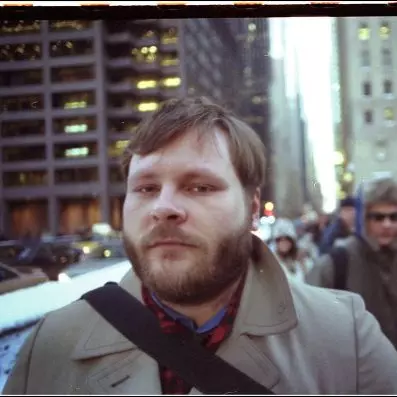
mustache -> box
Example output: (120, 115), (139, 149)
(141, 224), (200, 248)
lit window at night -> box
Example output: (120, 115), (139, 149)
(64, 124), (88, 134)
(138, 102), (159, 112)
(137, 80), (158, 90)
(161, 76), (181, 88)
(65, 147), (89, 157)
(358, 23), (370, 40)
(64, 101), (87, 109)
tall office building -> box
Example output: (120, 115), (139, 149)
(336, 17), (397, 191)
(0, 19), (269, 237)
(234, 18), (272, 204)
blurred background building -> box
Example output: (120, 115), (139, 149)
(0, 19), (273, 238)
(336, 17), (397, 192)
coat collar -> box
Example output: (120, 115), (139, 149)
(71, 235), (297, 361)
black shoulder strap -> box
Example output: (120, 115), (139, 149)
(329, 246), (349, 290)
(81, 283), (275, 395)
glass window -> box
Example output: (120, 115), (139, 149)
(382, 48), (392, 67)
(109, 166), (124, 183)
(1, 120), (45, 138)
(384, 107), (394, 121)
(2, 145), (46, 162)
(0, 69), (42, 87)
(364, 110), (373, 124)
(0, 20), (41, 36)
(136, 78), (158, 90)
(50, 39), (93, 58)
(54, 142), (97, 159)
(53, 117), (97, 135)
(55, 167), (98, 184)
(108, 140), (129, 158)
(362, 82), (372, 96)
(131, 46), (158, 64)
(52, 91), (95, 109)
(358, 23), (370, 40)
(51, 65), (95, 83)
(0, 95), (44, 112)
(3, 171), (47, 187)
(380, 22), (391, 40)
(49, 20), (92, 32)
(109, 120), (137, 134)
(160, 52), (179, 67)
(161, 27), (178, 45)
(361, 49), (370, 67)
(137, 101), (159, 112)
(384, 79), (393, 95)
(161, 76), (181, 88)
(0, 43), (41, 62)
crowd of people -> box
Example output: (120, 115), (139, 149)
(268, 174), (397, 350)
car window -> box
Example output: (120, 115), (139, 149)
(0, 266), (18, 282)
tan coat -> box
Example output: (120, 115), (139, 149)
(4, 238), (397, 395)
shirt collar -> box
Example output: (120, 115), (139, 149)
(151, 292), (227, 334)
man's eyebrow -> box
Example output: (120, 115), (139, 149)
(128, 168), (227, 183)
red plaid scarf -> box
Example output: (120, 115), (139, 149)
(142, 273), (246, 395)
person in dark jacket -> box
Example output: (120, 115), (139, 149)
(319, 197), (356, 255)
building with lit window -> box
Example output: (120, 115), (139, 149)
(336, 17), (397, 191)
(0, 19), (268, 237)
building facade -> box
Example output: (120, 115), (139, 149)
(337, 17), (397, 190)
(0, 19), (270, 237)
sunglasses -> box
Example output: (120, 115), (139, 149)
(366, 212), (397, 222)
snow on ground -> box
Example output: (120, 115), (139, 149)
(0, 260), (131, 392)
(0, 260), (131, 334)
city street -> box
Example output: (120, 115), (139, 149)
(0, 257), (132, 392)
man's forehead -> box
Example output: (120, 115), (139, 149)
(129, 128), (231, 174)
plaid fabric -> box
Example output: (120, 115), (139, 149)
(142, 273), (247, 395)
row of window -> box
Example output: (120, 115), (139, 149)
(0, 89), (179, 112)
(358, 21), (391, 40)
(0, 20), (93, 36)
(359, 47), (393, 68)
(363, 107), (396, 124)
(0, 62), (180, 88)
(1, 118), (139, 138)
(1, 140), (129, 163)
(362, 79), (393, 96)
(2, 166), (124, 188)
(0, 32), (178, 63)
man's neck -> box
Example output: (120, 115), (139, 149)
(160, 276), (244, 328)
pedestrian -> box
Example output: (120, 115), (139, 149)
(318, 196), (356, 254)
(307, 174), (397, 350)
(4, 97), (397, 395)
(269, 218), (311, 282)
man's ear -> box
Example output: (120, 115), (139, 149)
(251, 188), (261, 231)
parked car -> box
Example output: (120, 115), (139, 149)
(0, 241), (76, 281)
(0, 262), (49, 295)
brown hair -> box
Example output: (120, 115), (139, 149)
(120, 96), (266, 194)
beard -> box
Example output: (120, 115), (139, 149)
(123, 218), (253, 306)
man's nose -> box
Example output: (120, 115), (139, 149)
(150, 189), (186, 223)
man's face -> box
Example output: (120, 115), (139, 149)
(340, 206), (356, 230)
(123, 127), (260, 305)
(366, 203), (397, 247)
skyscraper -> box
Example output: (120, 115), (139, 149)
(0, 19), (270, 237)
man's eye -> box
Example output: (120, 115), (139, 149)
(189, 185), (215, 193)
(134, 186), (158, 194)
